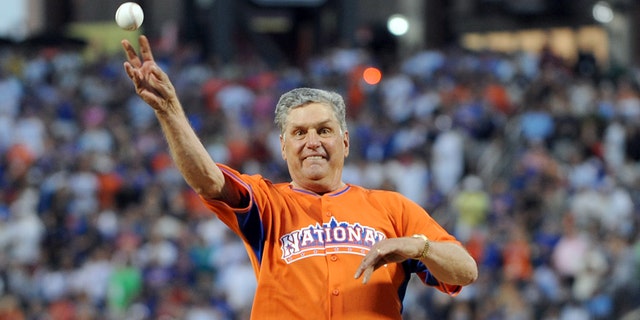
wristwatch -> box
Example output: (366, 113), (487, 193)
(412, 234), (431, 259)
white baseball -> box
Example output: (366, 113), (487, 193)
(115, 2), (144, 31)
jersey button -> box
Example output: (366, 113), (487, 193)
(325, 211), (331, 217)
(332, 289), (340, 296)
(330, 255), (338, 261)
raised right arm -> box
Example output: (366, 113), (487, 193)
(121, 35), (240, 204)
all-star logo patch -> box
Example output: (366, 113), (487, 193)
(280, 217), (386, 263)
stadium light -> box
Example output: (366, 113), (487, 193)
(387, 14), (409, 36)
(592, 1), (614, 24)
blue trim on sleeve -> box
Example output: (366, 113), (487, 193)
(216, 165), (266, 266)
(235, 198), (265, 265)
(397, 261), (413, 313)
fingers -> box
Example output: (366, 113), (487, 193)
(121, 39), (142, 68)
(353, 264), (371, 284)
(361, 266), (374, 284)
(121, 35), (168, 94)
(138, 35), (155, 63)
(354, 247), (386, 284)
(140, 65), (174, 102)
(354, 264), (364, 280)
(121, 35), (172, 112)
(121, 35), (154, 69)
(152, 66), (174, 95)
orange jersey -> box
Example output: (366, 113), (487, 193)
(201, 164), (462, 319)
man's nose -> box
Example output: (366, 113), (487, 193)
(305, 130), (321, 147)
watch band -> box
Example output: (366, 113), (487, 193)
(412, 234), (431, 259)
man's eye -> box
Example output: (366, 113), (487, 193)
(320, 128), (332, 135)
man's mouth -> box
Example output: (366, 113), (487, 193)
(305, 155), (325, 161)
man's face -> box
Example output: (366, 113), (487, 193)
(280, 103), (349, 193)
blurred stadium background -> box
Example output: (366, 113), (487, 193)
(2, 0), (638, 66)
(1, 0), (640, 319)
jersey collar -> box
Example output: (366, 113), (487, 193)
(289, 183), (351, 197)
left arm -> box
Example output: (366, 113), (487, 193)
(354, 236), (478, 285)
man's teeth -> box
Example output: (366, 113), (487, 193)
(307, 156), (323, 160)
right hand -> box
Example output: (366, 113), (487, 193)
(121, 35), (178, 112)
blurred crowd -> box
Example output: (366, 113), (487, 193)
(0, 32), (640, 320)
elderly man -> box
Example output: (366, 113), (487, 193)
(122, 35), (477, 319)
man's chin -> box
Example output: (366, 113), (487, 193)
(302, 171), (325, 181)
(297, 176), (335, 194)
(300, 166), (329, 179)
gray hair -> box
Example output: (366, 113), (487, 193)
(274, 88), (348, 135)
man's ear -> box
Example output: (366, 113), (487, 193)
(280, 135), (286, 160)
(343, 131), (350, 158)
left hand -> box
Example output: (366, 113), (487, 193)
(354, 237), (424, 284)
